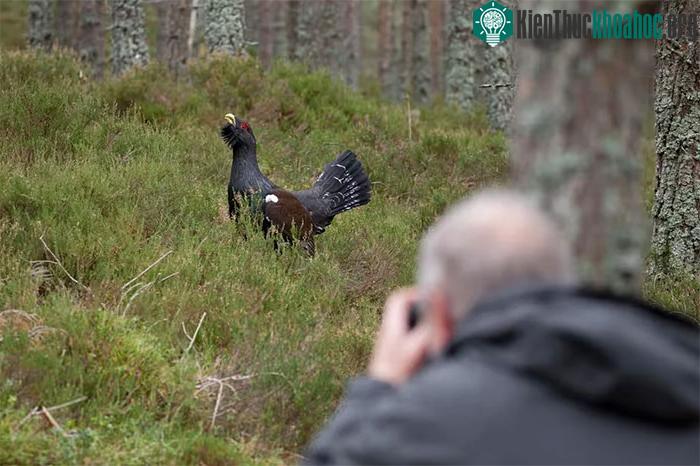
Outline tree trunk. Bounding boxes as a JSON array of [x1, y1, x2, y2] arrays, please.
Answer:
[[410, 0, 431, 103], [445, 0, 480, 112], [244, 0, 259, 50], [287, 0, 300, 60], [650, 0, 700, 279], [163, 0, 192, 75], [27, 0, 53, 51], [295, 0, 319, 63], [111, 0, 150, 76], [343, 0, 361, 89], [155, 0, 170, 62], [259, 0, 273, 67], [378, 0, 392, 95], [204, 0, 246, 56], [272, 0, 288, 61], [511, 0, 654, 294], [78, 0, 105, 78], [429, 0, 446, 99], [483, 0, 516, 131], [56, 0, 79, 49]]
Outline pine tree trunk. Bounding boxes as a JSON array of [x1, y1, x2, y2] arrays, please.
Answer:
[[429, 0, 446, 99], [155, 0, 170, 62], [56, 0, 79, 49], [511, 0, 654, 294], [244, 0, 259, 49], [343, 0, 361, 89], [164, 0, 192, 75], [204, 0, 246, 56], [483, 0, 516, 131], [259, 0, 273, 67], [650, 0, 700, 279], [287, 0, 300, 60], [78, 0, 105, 78], [272, 0, 288, 61], [296, 0, 319, 63], [445, 0, 480, 112], [387, 0, 403, 101], [111, 0, 150, 76], [27, 0, 53, 51], [378, 0, 392, 95], [410, 0, 431, 103]]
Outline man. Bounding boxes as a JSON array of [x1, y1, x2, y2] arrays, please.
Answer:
[[304, 190, 700, 465]]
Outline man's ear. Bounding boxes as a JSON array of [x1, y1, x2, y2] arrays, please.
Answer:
[[429, 290, 455, 353]]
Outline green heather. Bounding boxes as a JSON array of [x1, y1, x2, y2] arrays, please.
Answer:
[[0, 50, 696, 465]]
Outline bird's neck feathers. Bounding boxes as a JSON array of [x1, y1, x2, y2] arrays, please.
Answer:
[[231, 142, 266, 185]]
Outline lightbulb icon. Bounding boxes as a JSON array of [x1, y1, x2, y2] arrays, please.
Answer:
[[479, 5, 507, 47]]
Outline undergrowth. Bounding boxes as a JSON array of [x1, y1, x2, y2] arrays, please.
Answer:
[[0, 49, 695, 465]]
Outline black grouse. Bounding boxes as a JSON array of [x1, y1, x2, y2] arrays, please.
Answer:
[[221, 113, 371, 254]]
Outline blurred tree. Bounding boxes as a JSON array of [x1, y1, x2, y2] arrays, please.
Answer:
[[445, 0, 480, 111], [27, 0, 53, 51], [56, 0, 78, 49], [244, 0, 259, 50], [296, 0, 319, 63], [272, 0, 288, 60], [204, 0, 246, 55], [343, 0, 361, 89], [429, 0, 446, 99], [287, 0, 300, 60], [165, 0, 192, 75], [78, 0, 105, 77], [411, 0, 430, 103], [378, 0, 392, 95], [482, 0, 516, 131], [111, 0, 150, 76], [259, 0, 273, 67], [511, 0, 654, 294], [650, 0, 700, 279]]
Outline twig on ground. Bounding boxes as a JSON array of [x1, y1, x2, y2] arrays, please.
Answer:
[[18, 396, 87, 429], [121, 250, 173, 291], [38, 235, 89, 291], [183, 312, 207, 355], [195, 374, 256, 430]]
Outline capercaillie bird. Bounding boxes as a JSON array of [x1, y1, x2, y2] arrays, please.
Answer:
[[221, 113, 371, 255]]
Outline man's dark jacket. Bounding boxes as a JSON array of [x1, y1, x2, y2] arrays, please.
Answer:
[[304, 286, 700, 465]]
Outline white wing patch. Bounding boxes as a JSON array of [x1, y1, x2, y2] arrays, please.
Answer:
[[265, 194, 279, 203]]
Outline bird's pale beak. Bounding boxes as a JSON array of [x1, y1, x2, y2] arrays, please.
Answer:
[[224, 113, 236, 125]]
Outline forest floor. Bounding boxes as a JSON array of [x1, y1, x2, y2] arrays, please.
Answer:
[[0, 51, 697, 465]]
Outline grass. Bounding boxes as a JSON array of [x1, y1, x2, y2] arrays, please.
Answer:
[[0, 46, 696, 464], [0, 50, 506, 464]]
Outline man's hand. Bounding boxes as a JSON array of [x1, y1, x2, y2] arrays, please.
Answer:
[[368, 288, 432, 385]]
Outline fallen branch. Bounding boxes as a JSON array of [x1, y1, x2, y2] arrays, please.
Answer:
[[121, 250, 173, 291], [38, 235, 89, 291], [19, 396, 87, 429], [183, 312, 207, 355]]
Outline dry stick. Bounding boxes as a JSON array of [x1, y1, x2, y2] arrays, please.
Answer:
[[39, 235, 89, 290], [40, 406, 67, 436], [121, 250, 173, 291], [19, 396, 87, 427], [184, 312, 207, 354], [211, 380, 225, 430]]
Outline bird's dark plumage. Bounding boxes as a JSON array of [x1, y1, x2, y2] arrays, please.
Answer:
[[221, 114, 371, 253]]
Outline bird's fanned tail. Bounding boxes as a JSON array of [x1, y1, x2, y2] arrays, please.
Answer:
[[314, 150, 371, 217]]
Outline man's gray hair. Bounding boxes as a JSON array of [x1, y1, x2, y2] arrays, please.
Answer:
[[418, 189, 575, 317]]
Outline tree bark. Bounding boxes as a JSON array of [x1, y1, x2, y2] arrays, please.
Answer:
[[164, 0, 192, 75], [511, 0, 654, 294], [111, 0, 150, 76], [204, 0, 246, 56], [445, 0, 480, 112], [343, 0, 361, 89], [258, 0, 273, 67], [56, 0, 79, 49], [78, 0, 105, 78], [272, 0, 288, 61], [410, 0, 431, 103], [287, 0, 300, 60], [295, 0, 319, 63], [429, 0, 446, 99], [27, 0, 53, 51], [378, 0, 392, 94], [483, 0, 516, 131], [650, 0, 700, 279]]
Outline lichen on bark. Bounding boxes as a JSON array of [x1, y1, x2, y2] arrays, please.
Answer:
[[27, 0, 53, 51], [111, 0, 150, 76], [204, 0, 246, 56], [649, 0, 700, 279]]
